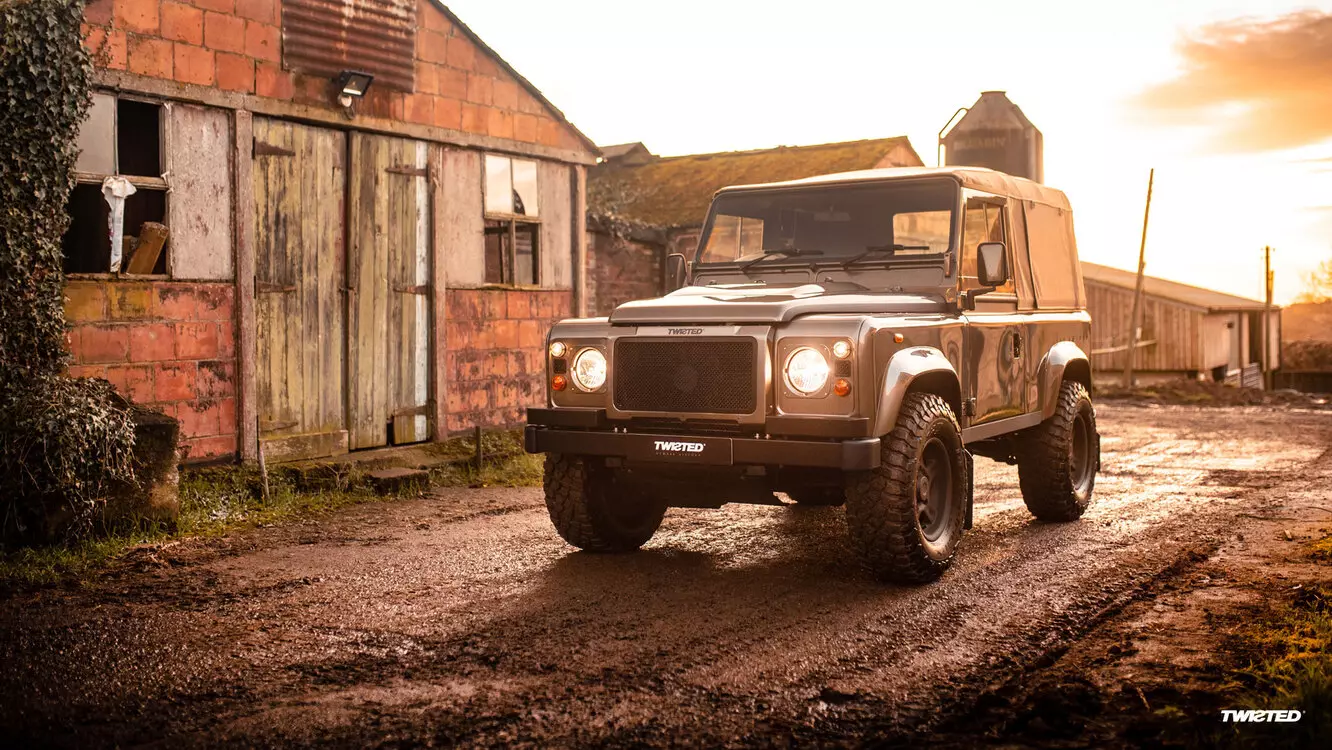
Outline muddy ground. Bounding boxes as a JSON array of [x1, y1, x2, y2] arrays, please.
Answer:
[[1, 404, 1329, 748]]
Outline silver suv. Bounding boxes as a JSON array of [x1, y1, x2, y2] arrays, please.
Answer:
[[526, 166, 1099, 583]]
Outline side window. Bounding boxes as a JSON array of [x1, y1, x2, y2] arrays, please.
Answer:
[[483, 154, 541, 286], [960, 198, 1014, 294], [64, 94, 169, 275], [1025, 202, 1080, 308]]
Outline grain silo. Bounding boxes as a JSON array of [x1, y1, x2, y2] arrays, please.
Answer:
[[940, 91, 1044, 182]]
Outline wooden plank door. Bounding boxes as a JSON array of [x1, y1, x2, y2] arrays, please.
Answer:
[[347, 133, 432, 449], [253, 119, 348, 461]]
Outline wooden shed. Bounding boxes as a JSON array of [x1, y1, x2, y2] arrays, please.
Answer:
[[1083, 262, 1281, 383], [65, 0, 599, 463]]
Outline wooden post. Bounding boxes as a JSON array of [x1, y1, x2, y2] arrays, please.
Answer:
[[1124, 168, 1154, 389], [1263, 245, 1273, 390], [235, 110, 259, 463], [572, 165, 588, 318]]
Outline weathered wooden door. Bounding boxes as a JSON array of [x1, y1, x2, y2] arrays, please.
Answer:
[[253, 119, 348, 461], [347, 133, 432, 449]]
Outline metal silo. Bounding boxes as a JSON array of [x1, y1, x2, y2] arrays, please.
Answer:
[[940, 91, 1044, 183]]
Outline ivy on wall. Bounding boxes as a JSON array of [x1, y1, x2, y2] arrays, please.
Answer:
[[0, 0, 137, 542]]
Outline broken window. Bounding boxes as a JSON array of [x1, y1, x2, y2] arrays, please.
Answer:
[[63, 94, 169, 275], [482, 154, 540, 285]]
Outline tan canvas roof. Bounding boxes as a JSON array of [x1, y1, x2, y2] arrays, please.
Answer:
[[1082, 261, 1272, 312], [726, 165, 1072, 211], [588, 137, 922, 229]]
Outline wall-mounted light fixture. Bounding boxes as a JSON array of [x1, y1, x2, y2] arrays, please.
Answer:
[[335, 70, 374, 111]]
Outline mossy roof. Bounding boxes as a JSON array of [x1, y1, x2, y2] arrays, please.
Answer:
[[588, 137, 921, 229]]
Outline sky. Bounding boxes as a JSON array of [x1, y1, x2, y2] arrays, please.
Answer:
[[447, 0, 1332, 304]]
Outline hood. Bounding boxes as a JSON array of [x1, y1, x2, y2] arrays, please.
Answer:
[[608, 282, 949, 325]]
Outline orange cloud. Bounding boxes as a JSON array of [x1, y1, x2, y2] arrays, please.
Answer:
[[1136, 11, 1332, 152]]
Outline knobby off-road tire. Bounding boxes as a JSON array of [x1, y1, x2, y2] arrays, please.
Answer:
[[786, 488, 845, 507], [1017, 380, 1099, 522], [845, 393, 968, 584], [543, 454, 666, 552]]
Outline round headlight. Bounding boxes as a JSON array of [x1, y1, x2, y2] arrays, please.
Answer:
[[571, 348, 607, 391], [831, 340, 852, 359], [785, 347, 830, 395], [549, 341, 567, 358]]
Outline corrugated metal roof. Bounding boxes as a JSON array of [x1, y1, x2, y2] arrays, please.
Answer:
[[588, 137, 922, 229], [282, 0, 417, 92], [1082, 261, 1273, 312]]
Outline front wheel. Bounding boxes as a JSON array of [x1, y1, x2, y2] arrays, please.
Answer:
[[845, 393, 968, 583], [1017, 380, 1099, 522], [543, 455, 666, 552]]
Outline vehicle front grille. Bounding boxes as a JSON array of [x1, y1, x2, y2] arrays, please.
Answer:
[[614, 339, 757, 415]]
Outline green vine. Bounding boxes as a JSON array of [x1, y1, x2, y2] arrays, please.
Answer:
[[0, 0, 137, 543]]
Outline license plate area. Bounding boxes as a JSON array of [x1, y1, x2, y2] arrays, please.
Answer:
[[625, 434, 734, 465]]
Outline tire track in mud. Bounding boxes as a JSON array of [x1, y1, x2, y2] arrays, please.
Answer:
[[0, 405, 1329, 747]]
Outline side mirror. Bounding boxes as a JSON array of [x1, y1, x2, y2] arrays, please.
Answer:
[[665, 253, 688, 291], [976, 242, 1009, 287]]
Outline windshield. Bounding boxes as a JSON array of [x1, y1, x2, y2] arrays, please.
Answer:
[[696, 178, 957, 266]]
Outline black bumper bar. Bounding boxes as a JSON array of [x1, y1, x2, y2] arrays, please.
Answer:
[[524, 425, 880, 471]]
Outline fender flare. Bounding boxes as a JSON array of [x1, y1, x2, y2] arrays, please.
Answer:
[[1037, 341, 1092, 420], [871, 347, 961, 437]]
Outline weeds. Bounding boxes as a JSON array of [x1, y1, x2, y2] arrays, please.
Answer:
[[0, 430, 542, 589]]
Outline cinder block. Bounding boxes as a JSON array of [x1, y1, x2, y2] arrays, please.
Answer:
[[243, 20, 279, 62], [214, 51, 253, 93], [109, 283, 154, 319], [105, 364, 155, 403], [255, 60, 293, 99], [234, 0, 276, 24], [81, 325, 131, 364], [175, 321, 219, 360], [129, 322, 176, 362], [173, 43, 215, 86], [113, 0, 159, 35], [155, 362, 196, 402], [65, 283, 108, 322], [127, 36, 172, 79], [160, 2, 203, 45], [437, 67, 467, 100], [203, 11, 245, 54], [432, 96, 461, 129], [154, 285, 196, 319]]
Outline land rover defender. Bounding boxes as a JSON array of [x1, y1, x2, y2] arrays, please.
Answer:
[[525, 166, 1099, 583]]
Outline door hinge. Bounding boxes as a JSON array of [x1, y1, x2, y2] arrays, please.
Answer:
[[963, 398, 976, 417], [1013, 331, 1023, 359]]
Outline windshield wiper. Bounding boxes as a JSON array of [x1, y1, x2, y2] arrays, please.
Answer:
[[841, 243, 931, 270], [740, 247, 825, 273]]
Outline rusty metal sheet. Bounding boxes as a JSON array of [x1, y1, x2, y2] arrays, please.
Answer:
[[282, 0, 416, 92]]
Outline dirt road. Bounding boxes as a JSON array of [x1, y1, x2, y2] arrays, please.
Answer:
[[2, 404, 1329, 747]]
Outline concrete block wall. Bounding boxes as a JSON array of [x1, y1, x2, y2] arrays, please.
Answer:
[[444, 289, 570, 433], [586, 231, 664, 316], [65, 280, 238, 461]]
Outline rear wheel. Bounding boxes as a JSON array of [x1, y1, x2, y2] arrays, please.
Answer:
[[543, 455, 666, 551], [1017, 380, 1098, 521], [845, 393, 968, 583], [786, 487, 845, 507]]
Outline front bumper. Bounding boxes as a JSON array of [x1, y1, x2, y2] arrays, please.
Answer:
[[525, 408, 880, 471]]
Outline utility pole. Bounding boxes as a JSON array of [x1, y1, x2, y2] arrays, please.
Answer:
[[1263, 246, 1273, 390], [1124, 168, 1154, 389]]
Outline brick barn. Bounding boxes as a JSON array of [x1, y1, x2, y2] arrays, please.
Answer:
[[66, 0, 598, 462], [585, 137, 923, 315]]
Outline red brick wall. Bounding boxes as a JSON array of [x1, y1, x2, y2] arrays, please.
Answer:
[[65, 280, 238, 461], [587, 230, 665, 316], [444, 289, 570, 433], [80, 0, 585, 152]]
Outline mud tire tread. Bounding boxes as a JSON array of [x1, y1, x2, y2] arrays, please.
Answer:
[[1017, 381, 1096, 522], [543, 454, 663, 552], [845, 393, 967, 584]]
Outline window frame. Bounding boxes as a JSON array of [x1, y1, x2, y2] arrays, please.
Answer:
[[958, 190, 1017, 301], [66, 92, 171, 279], [481, 154, 542, 288]]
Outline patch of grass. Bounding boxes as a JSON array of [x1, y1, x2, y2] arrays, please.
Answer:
[[1309, 532, 1332, 563], [1224, 584, 1332, 748], [0, 430, 542, 589]]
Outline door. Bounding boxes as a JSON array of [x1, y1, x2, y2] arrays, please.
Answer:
[[959, 193, 1025, 427], [253, 119, 348, 461], [347, 133, 432, 449]]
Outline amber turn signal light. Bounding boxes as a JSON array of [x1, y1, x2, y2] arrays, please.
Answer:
[[552, 374, 568, 391], [833, 378, 851, 397], [893, 333, 905, 344]]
